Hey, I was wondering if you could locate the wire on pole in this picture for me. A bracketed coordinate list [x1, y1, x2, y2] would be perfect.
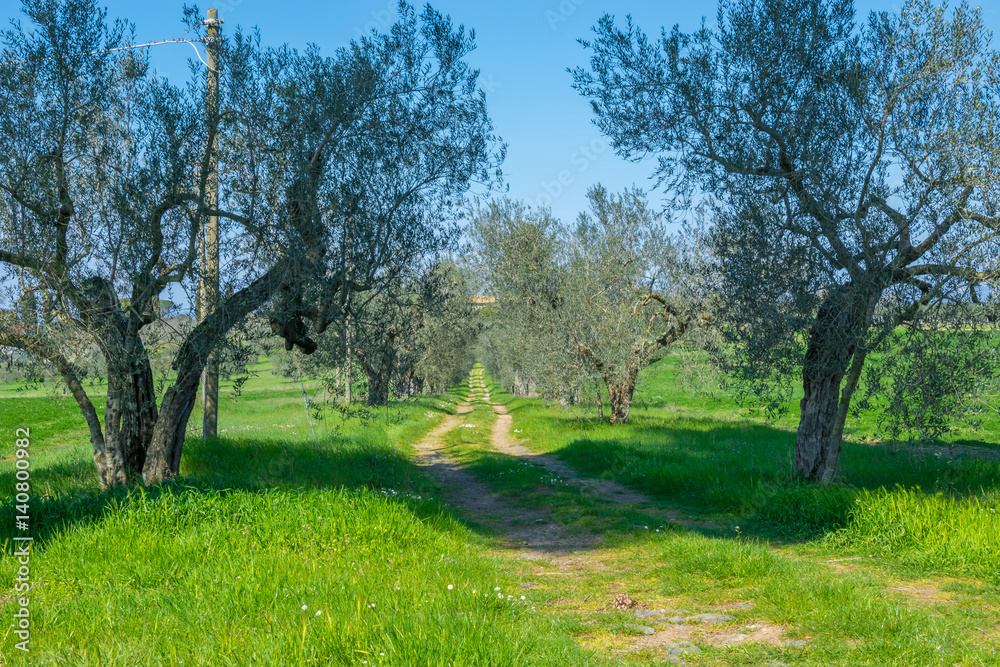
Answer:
[4, 37, 219, 72]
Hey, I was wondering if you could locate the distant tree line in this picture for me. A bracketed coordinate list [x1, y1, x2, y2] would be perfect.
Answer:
[471, 185, 711, 423]
[276, 260, 481, 405]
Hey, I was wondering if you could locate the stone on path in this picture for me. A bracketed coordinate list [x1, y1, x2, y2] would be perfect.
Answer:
[624, 623, 656, 635]
[613, 593, 637, 610]
[666, 642, 701, 663]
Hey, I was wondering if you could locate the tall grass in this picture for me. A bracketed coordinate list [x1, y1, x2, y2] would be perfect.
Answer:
[0, 369, 606, 665]
[827, 486, 1000, 581]
[2, 483, 598, 665]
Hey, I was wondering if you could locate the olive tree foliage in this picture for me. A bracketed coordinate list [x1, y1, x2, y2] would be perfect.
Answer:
[573, 0, 1000, 481]
[407, 262, 481, 391]
[853, 307, 1000, 443]
[472, 201, 561, 399]
[472, 185, 705, 423]
[348, 261, 479, 404]
[285, 260, 481, 405]
[0, 0, 502, 486]
[474, 305, 540, 399]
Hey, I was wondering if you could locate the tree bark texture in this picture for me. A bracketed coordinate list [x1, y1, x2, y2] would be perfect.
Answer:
[143, 261, 294, 484]
[607, 365, 640, 424]
[794, 288, 875, 483]
[366, 367, 391, 406]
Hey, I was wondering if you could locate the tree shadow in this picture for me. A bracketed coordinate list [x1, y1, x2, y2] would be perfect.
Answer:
[8, 401, 1000, 559]
[451, 445, 733, 549]
[0, 433, 447, 553]
[523, 413, 1000, 543]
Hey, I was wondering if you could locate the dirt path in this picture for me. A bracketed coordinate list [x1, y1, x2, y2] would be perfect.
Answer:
[409, 377, 592, 557]
[477, 368, 711, 531]
[409, 369, 991, 664]
[408, 368, 796, 660]
[410, 369, 714, 557]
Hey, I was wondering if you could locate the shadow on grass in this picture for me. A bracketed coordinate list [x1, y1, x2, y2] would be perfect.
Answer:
[454, 446, 736, 548]
[0, 431, 447, 553]
[10, 388, 1000, 561]
[0, 386, 476, 553]
[500, 410, 1000, 542]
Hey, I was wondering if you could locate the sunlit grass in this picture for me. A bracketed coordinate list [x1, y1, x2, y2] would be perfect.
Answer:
[3, 357, 1000, 665]
[443, 367, 1000, 666]
[2, 484, 599, 665]
[482, 358, 1000, 586]
[0, 365, 608, 665]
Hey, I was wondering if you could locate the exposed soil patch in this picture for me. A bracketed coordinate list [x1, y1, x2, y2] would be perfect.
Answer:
[488, 402, 650, 505]
[631, 620, 789, 650]
[890, 583, 952, 604]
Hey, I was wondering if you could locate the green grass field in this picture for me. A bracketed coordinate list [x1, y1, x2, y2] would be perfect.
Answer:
[1, 358, 998, 665]
[0, 367, 607, 665]
[485, 357, 1000, 578]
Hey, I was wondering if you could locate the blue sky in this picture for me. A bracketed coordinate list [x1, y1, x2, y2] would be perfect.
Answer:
[19, 0, 1000, 226]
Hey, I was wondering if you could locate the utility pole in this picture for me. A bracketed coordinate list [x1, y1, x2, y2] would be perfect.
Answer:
[201, 8, 222, 439]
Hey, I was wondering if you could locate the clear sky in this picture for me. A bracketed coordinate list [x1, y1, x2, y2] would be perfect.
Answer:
[17, 0, 1000, 226]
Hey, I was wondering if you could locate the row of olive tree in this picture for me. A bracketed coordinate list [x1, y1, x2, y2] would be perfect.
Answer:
[0, 0, 502, 486]
[573, 0, 1000, 482]
[471, 185, 709, 423]
[283, 260, 482, 406]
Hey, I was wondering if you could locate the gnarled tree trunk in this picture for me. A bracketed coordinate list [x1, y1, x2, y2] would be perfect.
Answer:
[103, 340, 159, 481]
[607, 364, 640, 423]
[144, 261, 294, 484]
[794, 288, 874, 483]
[366, 366, 391, 405]
[2, 304, 159, 488]
[15, 332, 125, 488]
[354, 333, 397, 407]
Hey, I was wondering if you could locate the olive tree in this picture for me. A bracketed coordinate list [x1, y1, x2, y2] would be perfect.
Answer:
[0, 0, 502, 486]
[349, 260, 480, 404]
[573, 0, 1000, 480]
[471, 199, 561, 399]
[407, 262, 481, 393]
[473, 185, 704, 422]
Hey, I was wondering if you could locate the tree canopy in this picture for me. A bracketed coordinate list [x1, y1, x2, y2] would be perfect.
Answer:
[574, 0, 1000, 480]
[0, 0, 502, 485]
[472, 185, 706, 422]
